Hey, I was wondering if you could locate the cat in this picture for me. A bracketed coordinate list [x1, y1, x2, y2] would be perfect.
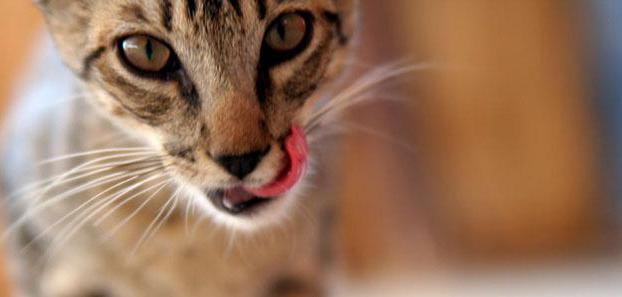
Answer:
[0, 0, 401, 296]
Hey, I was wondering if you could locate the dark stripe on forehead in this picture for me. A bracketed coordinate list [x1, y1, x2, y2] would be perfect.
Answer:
[227, 0, 243, 17]
[204, 0, 223, 19]
[162, 0, 173, 31]
[187, 0, 198, 18]
[81, 46, 106, 79]
[255, 0, 267, 19]
[121, 4, 148, 22]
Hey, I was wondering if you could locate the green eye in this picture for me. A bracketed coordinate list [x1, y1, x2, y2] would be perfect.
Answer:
[120, 35, 172, 72]
[265, 13, 309, 52]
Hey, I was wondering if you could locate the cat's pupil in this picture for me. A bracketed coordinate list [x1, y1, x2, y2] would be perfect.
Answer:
[145, 40, 154, 61]
[277, 23, 287, 41]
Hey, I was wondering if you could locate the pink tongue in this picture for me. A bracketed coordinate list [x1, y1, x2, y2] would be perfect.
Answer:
[246, 125, 308, 198]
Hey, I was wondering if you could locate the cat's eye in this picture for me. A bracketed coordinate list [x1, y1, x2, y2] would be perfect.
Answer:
[265, 13, 311, 53]
[120, 35, 172, 73]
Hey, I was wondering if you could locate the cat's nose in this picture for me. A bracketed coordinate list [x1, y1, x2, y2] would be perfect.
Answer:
[215, 149, 269, 179]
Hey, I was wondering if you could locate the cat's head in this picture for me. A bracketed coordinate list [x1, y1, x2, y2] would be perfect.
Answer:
[38, 0, 357, 229]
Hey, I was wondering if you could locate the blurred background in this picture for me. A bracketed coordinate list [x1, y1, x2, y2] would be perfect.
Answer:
[1, 1, 622, 296]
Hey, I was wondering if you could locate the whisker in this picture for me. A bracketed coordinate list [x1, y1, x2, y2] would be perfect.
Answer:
[1, 156, 163, 218]
[341, 121, 418, 156]
[305, 62, 431, 134]
[94, 178, 170, 227]
[30, 168, 166, 265]
[29, 153, 163, 206]
[131, 187, 181, 255]
[311, 63, 408, 118]
[48, 173, 167, 254]
[145, 193, 180, 245]
[224, 227, 238, 259]
[38, 148, 156, 165]
[3, 162, 164, 239]
[20, 169, 164, 253]
[184, 195, 195, 236]
[103, 181, 170, 240]
[33, 160, 163, 208]
[191, 212, 209, 236]
[19, 155, 161, 195]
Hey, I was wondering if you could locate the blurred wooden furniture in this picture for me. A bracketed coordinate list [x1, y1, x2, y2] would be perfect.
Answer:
[0, 2, 42, 296]
[403, 0, 602, 257]
[338, 0, 602, 276]
[0, 2, 42, 116]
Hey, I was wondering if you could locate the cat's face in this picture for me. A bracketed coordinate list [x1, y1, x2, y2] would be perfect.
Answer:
[39, 0, 357, 229]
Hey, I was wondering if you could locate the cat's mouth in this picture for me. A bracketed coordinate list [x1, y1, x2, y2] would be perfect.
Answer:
[208, 188, 271, 215]
[207, 126, 309, 216]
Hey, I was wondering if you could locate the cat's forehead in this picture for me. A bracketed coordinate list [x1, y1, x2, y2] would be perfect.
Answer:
[93, 0, 340, 76]
[109, 0, 337, 26]
[104, 1, 337, 53]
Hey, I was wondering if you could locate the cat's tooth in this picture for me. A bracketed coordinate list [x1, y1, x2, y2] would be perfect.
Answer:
[223, 197, 235, 210]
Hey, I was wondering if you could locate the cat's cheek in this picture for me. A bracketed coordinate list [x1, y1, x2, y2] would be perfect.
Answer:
[167, 159, 232, 188]
[87, 89, 162, 145]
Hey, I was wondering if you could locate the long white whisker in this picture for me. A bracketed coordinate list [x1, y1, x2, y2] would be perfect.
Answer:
[30, 153, 162, 206]
[312, 63, 408, 117]
[3, 163, 163, 239]
[94, 178, 169, 227]
[19, 174, 147, 253]
[1, 156, 162, 220]
[104, 181, 170, 240]
[49, 173, 166, 253]
[145, 194, 179, 244]
[342, 121, 418, 156]
[34, 170, 163, 264]
[305, 63, 430, 133]
[37, 165, 165, 242]
[9, 155, 160, 204]
[131, 188, 180, 255]
[184, 196, 194, 236]
[38, 148, 156, 165]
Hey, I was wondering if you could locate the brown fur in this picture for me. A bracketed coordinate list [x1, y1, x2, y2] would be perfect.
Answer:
[3, 0, 358, 296]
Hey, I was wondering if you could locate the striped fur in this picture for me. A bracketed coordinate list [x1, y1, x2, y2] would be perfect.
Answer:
[3, 0, 359, 296]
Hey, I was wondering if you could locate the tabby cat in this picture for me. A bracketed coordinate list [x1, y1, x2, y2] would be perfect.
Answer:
[0, 0, 396, 296]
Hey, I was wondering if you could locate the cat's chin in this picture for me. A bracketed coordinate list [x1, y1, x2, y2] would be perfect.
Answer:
[209, 187, 274, 216]
[182, 182, 307, 232]
[169, 126, 311, 231]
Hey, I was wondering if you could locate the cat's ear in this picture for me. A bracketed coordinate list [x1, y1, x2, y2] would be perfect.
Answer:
[35, 0, 92, 18]
[35, 0, 94, 73]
